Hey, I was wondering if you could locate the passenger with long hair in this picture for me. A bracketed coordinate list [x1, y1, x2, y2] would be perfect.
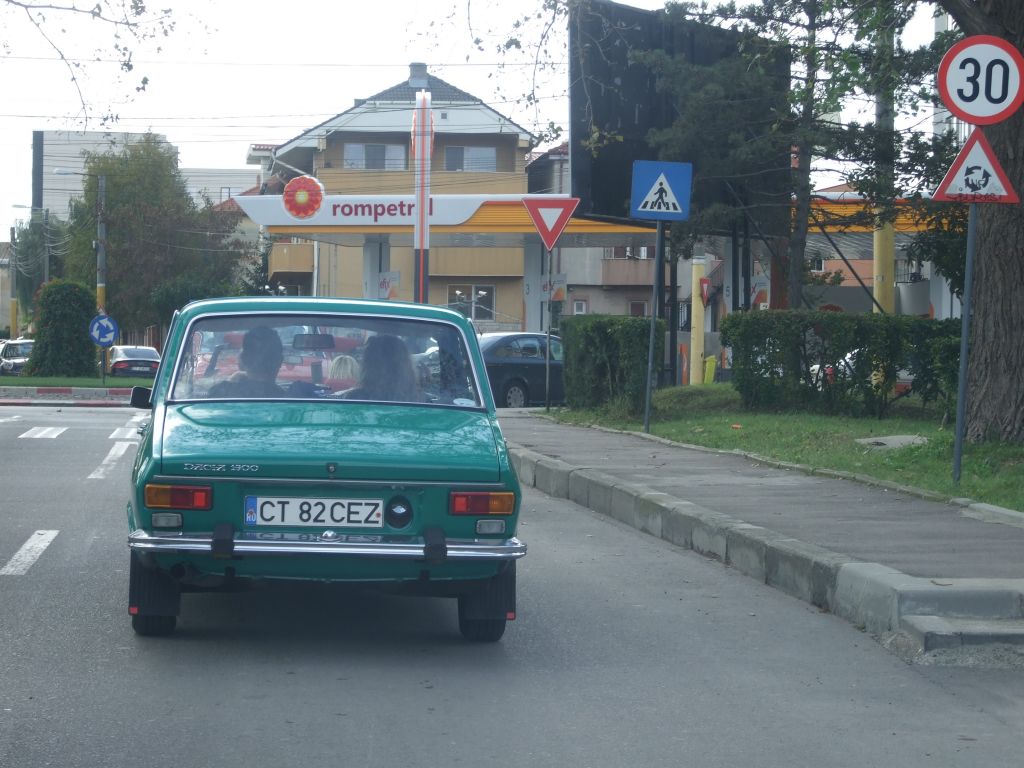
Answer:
[344, 334, 419, 402]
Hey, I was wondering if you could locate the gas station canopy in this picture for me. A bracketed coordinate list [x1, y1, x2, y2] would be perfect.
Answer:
[234, 193, 658, 249]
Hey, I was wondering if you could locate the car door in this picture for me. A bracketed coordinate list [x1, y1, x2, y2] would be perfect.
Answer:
[540, 336, 565, 403]
[514, 336, 547, 403]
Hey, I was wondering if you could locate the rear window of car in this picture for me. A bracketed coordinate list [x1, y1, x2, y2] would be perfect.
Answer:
[120, 347, 160, 360]
[169, 313, 481, 407]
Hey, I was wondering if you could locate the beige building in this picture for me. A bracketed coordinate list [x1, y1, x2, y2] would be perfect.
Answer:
[249, 63, 537, 331]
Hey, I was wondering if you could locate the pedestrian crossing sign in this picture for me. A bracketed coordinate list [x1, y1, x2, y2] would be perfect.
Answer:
[630, 160, 692, 221]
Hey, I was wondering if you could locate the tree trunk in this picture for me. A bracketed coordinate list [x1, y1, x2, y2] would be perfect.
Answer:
[942, 1, 1024, 443]
[965, 110, 1024, 442]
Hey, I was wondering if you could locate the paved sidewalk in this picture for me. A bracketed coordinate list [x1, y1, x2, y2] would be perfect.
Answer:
[499, 409, 1024, 654]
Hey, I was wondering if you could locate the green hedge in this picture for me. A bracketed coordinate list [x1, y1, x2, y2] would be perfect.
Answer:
[560, 314, 664, 414]
[23, 280, 101, 378]
[719, 310, 960, 417]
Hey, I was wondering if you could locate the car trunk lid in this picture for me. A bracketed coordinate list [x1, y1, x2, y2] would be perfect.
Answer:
[159, 401, 502, 483]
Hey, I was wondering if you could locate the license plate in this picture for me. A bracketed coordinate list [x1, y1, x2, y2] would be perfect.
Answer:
[131, 365, 151, 371]
[244, 496, 383, 527]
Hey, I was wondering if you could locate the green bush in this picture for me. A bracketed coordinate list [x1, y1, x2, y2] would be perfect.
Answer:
[23, 280, 101, 377]
[561, 314, 664, 415]
[719, 310, 959, 417]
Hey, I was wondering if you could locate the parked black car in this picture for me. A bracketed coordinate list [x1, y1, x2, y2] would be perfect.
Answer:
[106, 345, 161, 377]
[478, 332, 564, 407]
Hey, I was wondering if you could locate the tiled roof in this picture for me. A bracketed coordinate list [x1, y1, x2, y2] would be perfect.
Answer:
[363, 73, 480, 104]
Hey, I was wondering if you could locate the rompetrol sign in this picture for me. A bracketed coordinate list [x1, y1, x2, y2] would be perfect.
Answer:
[233, 179, 659, 248]
[237, 188, 554, 228]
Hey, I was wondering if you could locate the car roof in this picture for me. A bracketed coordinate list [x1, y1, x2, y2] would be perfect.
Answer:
[478, 331, 559, 344]
[175, 296, 473, 329]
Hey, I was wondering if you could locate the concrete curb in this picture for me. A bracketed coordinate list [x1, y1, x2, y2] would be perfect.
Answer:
[0, 386, 132, 408]
[508, 443, 1024, 650]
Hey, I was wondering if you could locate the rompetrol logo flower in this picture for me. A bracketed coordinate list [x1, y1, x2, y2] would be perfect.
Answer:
[282, 175, 324, 219]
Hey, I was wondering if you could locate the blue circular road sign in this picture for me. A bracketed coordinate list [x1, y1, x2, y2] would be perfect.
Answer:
[89, 314, 119, 347]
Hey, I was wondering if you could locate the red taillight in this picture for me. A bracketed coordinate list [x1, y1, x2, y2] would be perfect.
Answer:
[112, 361, 128, 371]
[145, 484, 212, 510]
[449, 492, 515, 516]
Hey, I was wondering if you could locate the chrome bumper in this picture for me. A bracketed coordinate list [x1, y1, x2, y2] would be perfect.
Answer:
[128, 529, 526, 561]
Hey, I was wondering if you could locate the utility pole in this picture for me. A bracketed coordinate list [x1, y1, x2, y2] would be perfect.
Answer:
[8, 227, 16, 337]
[96, 174, 107, 312]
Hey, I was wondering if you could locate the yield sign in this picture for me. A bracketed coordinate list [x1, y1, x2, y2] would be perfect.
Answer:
[934, 127, 1019, 203]
[522, 197, 580, 251]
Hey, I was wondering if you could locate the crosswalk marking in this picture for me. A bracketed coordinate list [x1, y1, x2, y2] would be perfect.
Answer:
[88, 441, 133, 480]
[18, 427, 67, 439]
[109, 427, 138, 439]
[0, 530, 59, 576]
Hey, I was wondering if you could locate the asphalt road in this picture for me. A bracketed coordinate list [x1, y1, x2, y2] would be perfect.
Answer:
[1, 406, 1021, 768]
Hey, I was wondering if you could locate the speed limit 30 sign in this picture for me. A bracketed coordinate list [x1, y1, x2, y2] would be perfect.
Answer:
[938, 35, 1024, 125]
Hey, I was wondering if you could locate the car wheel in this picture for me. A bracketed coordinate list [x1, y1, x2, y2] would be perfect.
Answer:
[458, 611, 506, 643]
[500, 380, 528, 408]
[131, 613, 176, 637]
[456, 562, 514, 642]
[128, 551, 179, 637]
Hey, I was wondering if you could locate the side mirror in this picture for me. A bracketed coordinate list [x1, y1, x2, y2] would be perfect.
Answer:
[130, 386, 152, 410]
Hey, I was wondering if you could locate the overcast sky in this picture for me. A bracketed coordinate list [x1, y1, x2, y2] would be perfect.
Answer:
[1, 0, 935, 238]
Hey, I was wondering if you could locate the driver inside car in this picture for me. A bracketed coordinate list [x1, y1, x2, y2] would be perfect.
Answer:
[208, 326, 286, 398]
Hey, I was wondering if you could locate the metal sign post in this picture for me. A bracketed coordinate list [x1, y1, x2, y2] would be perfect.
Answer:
[631, 161, 692, 433]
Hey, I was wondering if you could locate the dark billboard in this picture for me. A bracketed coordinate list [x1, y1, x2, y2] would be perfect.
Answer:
[568, 0, 790, 230]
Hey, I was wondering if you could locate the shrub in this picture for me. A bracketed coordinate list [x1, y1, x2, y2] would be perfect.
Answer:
[561, 314, 664, 415]
[720, 310, 959, 418]
[23, 280, 100, 377]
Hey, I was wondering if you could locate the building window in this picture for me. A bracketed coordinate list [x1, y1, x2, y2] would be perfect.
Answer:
[573, 299, 587, 315]
[629, 301, 647, 317]
[809, 253, 825, 272]
[448, 284, 495, 320]
[445, 146, 497, 172]
[343, 143, 406, 170]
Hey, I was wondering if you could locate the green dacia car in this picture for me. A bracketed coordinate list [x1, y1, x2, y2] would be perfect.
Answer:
[127, 297, 525, 642]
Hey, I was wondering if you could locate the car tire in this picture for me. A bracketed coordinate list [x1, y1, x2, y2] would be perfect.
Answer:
[128, 551, 179, 637]
[131, 613, 176, 637]
[500, 380, 528, 408]
[457, 562, 514, 642]
[458, 611, 506, 643]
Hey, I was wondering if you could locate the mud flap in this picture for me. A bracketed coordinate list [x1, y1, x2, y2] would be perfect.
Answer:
[128, 551, 181, 616]
[459, 561, 516, 621]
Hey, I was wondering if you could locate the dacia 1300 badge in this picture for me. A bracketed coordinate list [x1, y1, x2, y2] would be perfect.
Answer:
[127, 297, 525, 642]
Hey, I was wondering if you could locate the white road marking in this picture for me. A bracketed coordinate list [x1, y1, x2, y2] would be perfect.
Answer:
[0, 530, 59, 576]
[88, 441, 133, 479]
[109, 427, 138, 439]
[0, 415, 23, 423]
[18, 427, 67, 439]
[128, 413, 147, 423]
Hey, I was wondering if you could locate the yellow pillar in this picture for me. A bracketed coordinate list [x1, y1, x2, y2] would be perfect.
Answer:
[689, 257, 706, 384]
[873, 216, 895, 314]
